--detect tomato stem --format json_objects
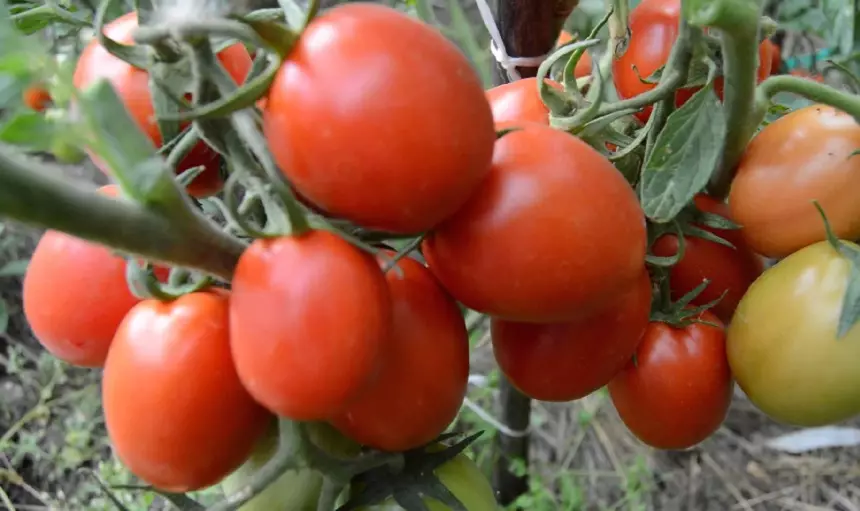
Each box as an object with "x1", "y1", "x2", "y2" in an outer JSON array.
[
  {"x1": 0, "y1": 148, "x2": 244, "y2": 280},
  {"x1": 753, "y1": 75, "x2": 860, "y2": 123},
  {"x1": 683, "y1": 0, "x2": 766, "y2": 200},
  {"x1": 607, "y1": 0, "x2": 630, "y2": 59}
]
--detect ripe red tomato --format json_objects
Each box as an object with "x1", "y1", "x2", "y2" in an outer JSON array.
[
  {"x1": 557, "y1": 31, "x2": 593, "y2": 78},
  {"x1": 608, "y1": 312, "x2": 733, "y2": 450},
  {"x1": 763, "y1": 39, "x2": 781, "y2": 75},
  {"x1": 23, "y1": 84, "x2": 51, "y2": 111},
  {"x1": 73, "y1": 12, "x2": 252, "y2": 197},
  {"x1": 729, "y1": 105, "x2": 860, "y2": 258},
  {"x1": 423, "y1": 123, "x2": 647, "y2": 323},
  {"x1": 263, "y1": 4, "x2": 495, "y2": 234},
  {"x1": 612, "y1": 0, "x2": 771, "y2": 123},
  {"x1": 491, "y1": 270, "x2": 652, "y2": 402},
  {"x1": 651, "y1": 195, "x2": 764, "y2": 324},
  {"x1": 103, "y1": 290, "x2": 270, "y2": 492},
  {"x1": 485, "y1": 77, "x2": 561, "y2": 127},
  {"x1": 331, "y1": 252, "x2": 468, "y2": 451},
  {"x1": 23, "y1": 185, "x2": 143, "y2": 367},
  {"x1": 230, "y1": 230, "x2": 392, "y2": 420}
]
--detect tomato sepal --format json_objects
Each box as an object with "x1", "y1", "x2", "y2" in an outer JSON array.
[{"x1": 813, "y1": 201, "x2": 860, "y2": 338}]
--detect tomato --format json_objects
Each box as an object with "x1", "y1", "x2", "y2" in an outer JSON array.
[
  {"x1": 263, "y1": 4, "x2": 495, "y2": 234},
  {"x1": 557, "y1": 30, "x2": 593, "y2": 78},
  {"x1": 727, "y1": 241, "x2": 860, "y2": 426},
  {"x1": 230, "y1": 230, "x2": 392, "y2": 420},
  {"x1": 23, "y1": 84, "x2": 51, "y2": 111},
  {"x1": 485, "y1": 77, "x2": 561, "y2": 127},
  {"x1": 608, "y1": 312, "x2": 732, "y2": 450},
  {"x1": 23, "y1": 185, "x2": 139, "y2": 367},
  {"x1": 651, "y1": 195, "x2": 764, "y2": 324},
  {"x1": 423, "y1": 123, "x2": 646, "y2": 323},
  {"x1": 331, "y1": 252, "x2": 469, "y2": 451},
  {"x1": 73, "y1": 12, "x2": 252, "y2": 197},
  {"x1": 763, "y1": 39, "x2": 781, "y2": 75},
  {"x1": 612, "y1": 0, "x2": 771, "y2": 123},
  {"x1": 491, "y1": 270, "x2": 651, "y2": 402},
  {"x1": 789, "y1": 68, "x2": 825, "y2": 83},
  {"x1": 103, "y1": 291, "x2": 269, "y2": 492},
  {"x1": 729, "y1": 105, "x2": 860, "y2": 259},
  {"x1": 356, "y1": 448, "x2": 497, "y2": 511}
]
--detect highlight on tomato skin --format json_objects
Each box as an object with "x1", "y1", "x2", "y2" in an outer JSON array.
[
  {"x1": 608, "y1": 312, "x2": 733, "y2": 450},
  {"x1": 330, "y1": 251, "x2": 469, "y2": 452},
  {"x1": 71, "y1": 12, "x2": 253, "y2": 198},
  {"x1": 491, "y1": 270, "x2": 652, "y2": 402},
  {"x1": 102, "y1": 290, "x2": 271, "y2": 492}
]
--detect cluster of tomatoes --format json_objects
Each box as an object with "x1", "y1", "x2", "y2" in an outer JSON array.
[{"x1": 16, "y1": 0, "x2": 860, "y2": 505}]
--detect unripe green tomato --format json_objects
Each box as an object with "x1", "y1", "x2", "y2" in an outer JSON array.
[
  {"x1": 727, "y1": 240, "x2": 860, "y2": 426},
  {"x1": 356, "y1": 447, "x2": 499, "y2": 511},
  {"x1": 220, "y1": 422, "x2": 360, "y2": 511}
]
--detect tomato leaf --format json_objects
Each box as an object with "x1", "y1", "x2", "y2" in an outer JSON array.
[
  {"x1": 835, "y1": 243, "x2": 860, "y2": 339},
  {"x1": 0, "y1": 298, "x2": 8, "y2": 335},
  {"x1": 0, "y1": 258, "x2": 28, "y2": 277},
  {"x1": 639, "y1": 83, "x2": 726, "y2": 223},
  {"x1": 0, "y1": 110, "x2": 55, "y2": 150}
]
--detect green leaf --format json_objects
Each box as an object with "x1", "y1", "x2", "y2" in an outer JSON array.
[
  {"x1": 639, "y1": 83, "x2": 726, "y2": 223},
  {"x1": 0, "y1": 298, "x2": 8, "y2": 335},
  {"x1": 0, "y1": 258, "x2": 28, "y2": 277},
  {"x1": 0, "y1": 111, "x2": 55, "y2": 151},
  {"x1": 836, "y1": 243, "x2": 860, "y2": 339}
]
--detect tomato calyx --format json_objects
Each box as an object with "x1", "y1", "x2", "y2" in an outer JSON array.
[
  {"x1": 651, "y1": 278, "x2": 724, "y2": 329},
  {"x1": 339, "y1": 432, "x2": 484, "y2": 511},
  {"x1": 646, "y1": 199, "x2": 739, "y2": 269},
  {"x1": 812, "y1": 202, "x2": 860, "y2": 338}
]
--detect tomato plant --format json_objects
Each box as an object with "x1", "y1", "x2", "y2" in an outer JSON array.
[
  {"x1": 557, "y1": 30, "x2": 593, "y2": 78},
  {"x1": 331, "y1": 252, "x2": 469, "y2": 452},
  {"x1": 102, "y1": 290, "x2": 270, "y2": 492},
  {"x1": 72, "y1": 12, "x2": 252, "y2": 197},
  {"x1": 608, "y1": 312, "x2": 733, "y2": 450},
  {"x1": 729, "y1": 105, "x2": 860, "y2": 259},
  {"x1": 355, "y1": 447, "x2": 497, "y2": 511},
  {"x1": 230, "y1": 230, "x2": 392, "y2": 421},
  {"x1": 423, "y1": 123, "x2": 647, "y2": 323},
  {"x1": 727, "y1": 241, "x2": 860, "y2": 426},
  {"x1": 263, "y1": 3, "x2": 495, "y2": 234},
  {"x1": 612, "y1": 0, "x2": 771, "y2": 123},
  {"x1": 651, "y1": 195, "x2": 764, "y2": 324},
  {"x1": 491, "y1": 270, "x2": 651, "y2": 402},
  {"x1": 485, "y1": 77, "x2": 562, "y2": 127}
]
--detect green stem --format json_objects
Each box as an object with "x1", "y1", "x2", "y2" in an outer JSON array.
[
  {"x1": 753, "y1": 75, "x2": 860, "y2": 121},
  {"x1": 683, "y1": 0, "x2": 765, "y2": 200},
  {"x1": 0, "y1": 149, "x2": 244, "y2": 280},
  {"x1": 608, "y1": 0, "x2": 630, "y2": 58}
]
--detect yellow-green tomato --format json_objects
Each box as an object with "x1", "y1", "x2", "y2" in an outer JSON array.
[
  {"x1": 358, "y1": 449, "x2": 498, "y2": 511},
  {"x1": 727, "y1": 240, "x2": 860, "y2": 426},
  {"x1": 220, "y1": 425, "x2": 323, "y2": 511}
]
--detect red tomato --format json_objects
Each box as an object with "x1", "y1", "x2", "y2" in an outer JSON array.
[
  {"x1": 608, "y1": 312, "x2": 733, "y2": 450},
  {"x1": 103, "y1": 290, "x2": 270, "y2": 492},
  {"x1": 486, "y1": 77, "x2": 561, "y2": 127},
  {"x1": 729, "y1": 105, "x2": 860, "y2": 258},
  {"x1": 23, "y1": 84, "x2": 51, "y2": 111},
  {"x1": 557, "y1": 30, "x2": 593, "y2": 78},
  {"x1": 651, "y1": 195, "x2": 764, "y2": 324},
  {"x1": 331, "y1": 252, "x2": 469, "y2": 451},
  {"x1": 263, "y1": 4, "x2": 495, "y2": 234},
  {"x1": 230, "y1": 230, "x2": 392, "y2": 420},
  {"x1": 763, "y1": 39, "x2": 781, "y2": 75},
  {"x1": 23, "y1": 185, "x2": 144, "y2": 367},
  {"x1": 491, "y1": 270, "x2": 652, "y2": 402},
  {"x1": 73, "y1": 12, "x2": 252, "y2": 197},
  {"x1": 612, "y1": 0, "x2": 771, "y2": 123},
  {"x1": 423, "y1": 123, "x2": 647, "y2": 323}
]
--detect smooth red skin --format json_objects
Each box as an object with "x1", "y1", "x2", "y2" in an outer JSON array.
[
  {"x1": 763, "y1": 39, "x2": 781, "y2": 75},
  {"x1": 651, "y1": 195, "x2": 764, "y2": 324},
  {"x1": 486, "y1": 78, "x2": 563, "y2": 127},
  {"x1": 263, "y1": 4, "x2": 495, "y2": 234},
  {"x1": 230, "y1": 231, "x2": 392, "y2": 420},
  {"x1": 72, "y1": 12, "x2": 252, "y2": 197},
  {"x1": 23, "y1": 85, "x2": 51, "y2": 111},
  {"x1": 612, "y1": 0, "x2": 771, "y2": 123},
  {"x1": 608, "y1": 313, "x2": 733, "y2": 450},
  {"x1": 22, "y1": 185, "x2": 150, "y2": 367},
  {"x1": 103, "y1": 291, "x2": 270, "y2": 492},
  {"x1": 423, "y1": 124, "x2": 647, "y2": 323},
  {"x1": 331, "y1": 253, "x2": 469, "y2": 451},
  {"x1": 491, "y1": 270, "x2": 652, "y2": 402}
]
